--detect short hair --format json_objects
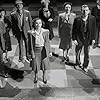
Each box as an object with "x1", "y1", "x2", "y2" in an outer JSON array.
[
  {"x1": 41, "y1": 0, "x2": 50, "y2": 4},
  {"x1": 0, "y1": 8, "x2": 6, "y2": 14},
  {"x1": 32, "y1": 17, "x2": 44, "y2": 29},
  {"x1": 63, "y1": 2, "x2": 72, "y2": 7},
  {"x1": 81, "y1": 4, "x2": 90, "y2": 10}
]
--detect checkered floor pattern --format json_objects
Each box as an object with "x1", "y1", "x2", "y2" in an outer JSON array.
[{"x1": 0, "y1": 29, "x2": 100, "y2": 100}]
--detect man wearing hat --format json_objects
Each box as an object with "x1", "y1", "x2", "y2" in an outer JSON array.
[
  {"x1": 91, "y1": 0, "x2": 100, "y2": 48},
  {"x1": 10, "y1": 0, "x2": 32, "y2": 62}
]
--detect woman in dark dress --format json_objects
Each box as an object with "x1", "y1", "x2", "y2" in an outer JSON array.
[
  {"x1": 58, "y1": 2, "x2": 76, "y2": 62},
  {"x1": 39, "y1": 0, "x2": 55, "y2": 40},
  {"x1": 0, "y1": 8, "x2": 12, "y2": 62}
]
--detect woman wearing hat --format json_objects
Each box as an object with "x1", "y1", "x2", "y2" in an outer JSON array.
[{"x1": 58, "y1": 2, "x2": 76, "y2": 62}]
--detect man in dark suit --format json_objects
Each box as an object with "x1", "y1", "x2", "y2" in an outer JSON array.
[
  {"x1": 72, "y1": 4, "x2": 96, "y2": 72},
  {"x1": 91, "y1": 0, "x2": 100, "y2": 48},
  {"x1": 10, "y1": 0, "x2": 32, "y2": 62}
]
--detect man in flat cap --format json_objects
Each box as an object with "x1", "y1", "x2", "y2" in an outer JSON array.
[{"x1": 10, "y1": 0, "x2": 33, "y2": 62}]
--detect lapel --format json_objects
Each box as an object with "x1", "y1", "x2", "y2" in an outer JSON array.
[
  {"x1": 14, "y1": 11, "x2": 22, "y2": 29},
  {"x1": 88, "y1": 15, "x2": 91, "y2": 31},
  {"x1": 80, "y1": 16, "x2": 84, "y2": 33},
  {"x1": 22, "y1": 10, "x2": 25, "y2": 27},
  {"x1": 15, "y1": 9, "x2": 25, "y2": 29}
]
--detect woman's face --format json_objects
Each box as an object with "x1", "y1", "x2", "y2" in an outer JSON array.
[
  {"x1": 35, "y1": 19, "x2": 42, "y2": 29},
  {"x1": 65, "y1": 4, "x2": 71, "y2": 13},
  {"x1": 1, "y1": 11, "x2": 5, "y2": 17},
  {"x1": 41, "y1": 0, "x2": 50, "y2": 6}
]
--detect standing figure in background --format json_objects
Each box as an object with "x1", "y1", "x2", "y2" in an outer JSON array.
[
  {"x1": 28, "y1": 18, "x2": 50, "y2": 84},
  {"x1": 0, "y1": 8, "x2": 12, "y2": 62},
  {"x1": 0, "y1": 9, "x2": 6, "y2": 64},
  {"x1": 39, "y1": 0, "x2": 55, "y2": 40},
  {"x1": 72, "y1": 5, "x2": 96, "y2": 72},
  {"x1": 91, "y1": 0, "x2": 100, "y2": 48},
  {"x1": 10, "y1": 0, "x2": 32, "y2": 62},
  {"x1": 58, "y1": 2, "x2": 76, "y2": 62}
]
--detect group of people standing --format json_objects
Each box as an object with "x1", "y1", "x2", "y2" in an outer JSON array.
[
  {"x1": 0, "y1": 0, "x2": 55, "y2": 84},
  {"x1": 0, "y1": 0, "x2": 100, "y2": 84}
]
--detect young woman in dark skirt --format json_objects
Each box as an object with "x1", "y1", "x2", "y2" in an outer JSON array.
[{"x1": 28, "y1": 18, "x2": 50, "y2": 84}]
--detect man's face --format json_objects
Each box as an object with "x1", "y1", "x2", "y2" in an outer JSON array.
[
  {"x1": 16, "y1": 3, "x2": 23, "y2": 11},
  {"x1": 97, "y1": 0, "x2": 100, "y2": 5},
  {"x1": 65, "y1": 4, "x2": 71, "y2": 13},
  {"x1": 82, "y1": 6, "x2": 90, "y2": 16}
]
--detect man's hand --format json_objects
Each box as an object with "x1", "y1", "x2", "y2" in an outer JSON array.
[
  {"x1": 48, "y1": 18, "x2": 53, "y2": 22},
  {"x1": 92, "y1": 40, "x2": 96, "y2": 49},
  {"x1": 73, "y1": 40, "x2": 78, "y2": 45},
  {"x1": 92, "y1": 40, "x2": 95, "y2": 45}
]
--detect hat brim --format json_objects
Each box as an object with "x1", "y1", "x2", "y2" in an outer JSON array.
[{"x1": 15, "y1": 1, "x2": 23, "y2": 4}]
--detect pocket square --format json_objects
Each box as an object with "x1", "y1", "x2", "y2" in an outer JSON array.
[{"x1": 26, "y1": 17, "x2": 28, "y2": 21}]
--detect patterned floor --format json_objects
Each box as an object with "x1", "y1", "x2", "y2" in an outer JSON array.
[{"x1": 0, "y1": 29, "x2": 100, "y2": 100}]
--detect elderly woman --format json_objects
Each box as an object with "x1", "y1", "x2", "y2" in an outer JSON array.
[
  {"x1": 28, "y1": 18, "x2": 50, "y2": 84},
  {"x1": 58, "y1": 2, "x2": 76, "y2": 62}
]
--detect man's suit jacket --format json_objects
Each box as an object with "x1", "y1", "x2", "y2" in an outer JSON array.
[
  {"x1": 72, "y1": 15, "x2": 96, "y2": 45},
  {"x1": 0, "y1": 20, "x2": 5, "y2": 51},
  {"x1": 91, "y1": 6, "x2": 100, "y2": 27},
  {"x1": 10, "y1": 9, "x2": 32, "y2": 39}
]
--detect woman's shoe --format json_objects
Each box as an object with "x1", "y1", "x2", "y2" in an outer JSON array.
[
  {"x1": 34, "y1": 73, "x2": 38, "y2": 84},
  {"x1": 62, "y1": 57, "x2": 66, "y2": 62},
  {"x1": 43, "y1": 75, "x2": 47, "y2": 84},
  {"x1": 65, "y1": 56, "x2": 69, "y2": 62},
  {"x1": 34, "y1": 77, "x2": 38, "y2": 84},
  {"x1": 43, "y1": 78, "x2": 47, "y2": 84}
]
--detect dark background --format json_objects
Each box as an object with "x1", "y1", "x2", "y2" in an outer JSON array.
[{"x1": 0, "y1": 0, "x2": 96, "y2": 5}]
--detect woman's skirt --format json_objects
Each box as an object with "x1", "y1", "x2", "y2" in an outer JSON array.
[{"x1": 31, "y1": 46, "x2": 47, "y2": 72}]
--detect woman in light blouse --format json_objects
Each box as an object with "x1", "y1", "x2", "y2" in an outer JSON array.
[{"x1": 28, "y1": 18, "x2": 50, "y2": 84}]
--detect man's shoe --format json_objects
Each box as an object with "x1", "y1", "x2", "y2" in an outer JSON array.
[
  {"x1": 92, "y1": 79, "x2": 100, "y2": 85},
  {"x1": 76, "y1": 62, "x2": 81, "y2": 66},
  {"x1": 92, "y1": 44, "x2": 97, "y2": 49},
  {"x1": 97, "y1": 45, "x2": 100, "y2": 48},
  {"x1": 82, "y1": 68, "x2": 88, "y2": 73},
  {"x1": 65, "y1": 57, "x2": 69, "y2": 62}
]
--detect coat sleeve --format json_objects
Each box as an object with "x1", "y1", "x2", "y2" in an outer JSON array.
[
  {"x1": 50, "y1": 7, "x2": 55, "y2": 20},
  {"x1": 72, "y1": 18, "x2": 77, "y2": 41},
  {"x1": 44, "y1": 30, "x2": 50, "y2": 57},
  {"x1": 10, "y1": 14, "x2": 16, "y2": 37},
  {"x1": 92, "y1": 17, "x2": 96, "y2": 40},
  {"x1": 28, "y1": 11, "x2": 33, "y2": 30},
  {"x1": 0, "y1": 22, "x2": 5, "y2": 51},
  {"x1": 58, "y1": 15, "x2": 62, "y2": 38}
]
